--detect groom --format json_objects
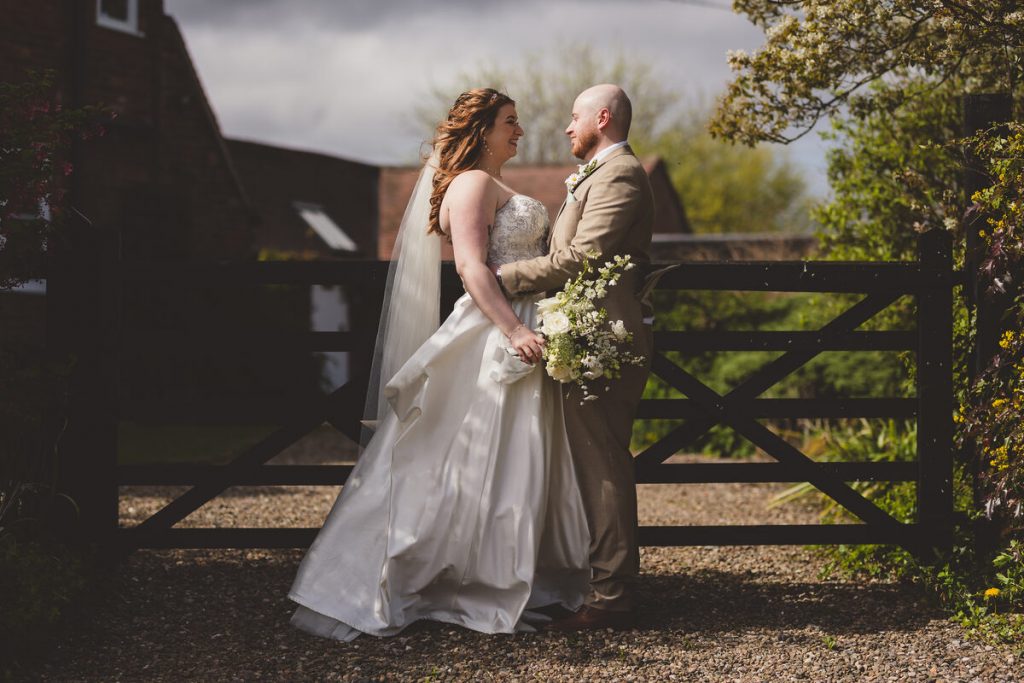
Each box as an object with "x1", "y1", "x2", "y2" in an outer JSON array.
[{"x1": 493, "y1": 84, "x2": 655, "y2": 630}]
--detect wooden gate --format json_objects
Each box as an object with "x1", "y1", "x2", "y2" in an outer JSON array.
[{"x1": 99, "y1": 230, "x2": 953, "y2": 560}]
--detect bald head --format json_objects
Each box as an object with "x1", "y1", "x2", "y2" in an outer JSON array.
[{"x1": 575, "y1": 84, "x2": 632, "y2": 139}]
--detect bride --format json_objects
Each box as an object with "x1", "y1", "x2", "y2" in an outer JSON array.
[{"x1": 287, "y1": 88, "x2": 591, "y2": 640}]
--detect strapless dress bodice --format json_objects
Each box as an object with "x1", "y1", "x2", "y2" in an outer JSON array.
[{"x1": 487, "y1": 194, "x2": 549, "y2": 266}]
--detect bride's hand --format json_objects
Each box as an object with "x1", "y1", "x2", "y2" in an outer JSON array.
[{"x1": 508, "y1": 324, "x2": 545, "y2": 365}]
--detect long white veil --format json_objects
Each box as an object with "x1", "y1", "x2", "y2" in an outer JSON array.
[{"x1": 360, "y1": 148, "x2": 441, "y2": 447}]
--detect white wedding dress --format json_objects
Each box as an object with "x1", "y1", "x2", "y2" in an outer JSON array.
[{"x1": 288, "y1": 194, "x2": 591, "y2": 641}]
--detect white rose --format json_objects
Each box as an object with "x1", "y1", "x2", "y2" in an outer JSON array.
[
  {"x1": 540, "y1": 311, "x2": 571, "y2": 336},
  {"x1": 611, "y1": 320, "x2": 628, "y2": 340},
  {"x1": 547, "y1": 362, "x2": 574, "y2": 383}
]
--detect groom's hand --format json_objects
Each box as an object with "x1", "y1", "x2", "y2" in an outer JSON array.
[{"x1": 489, "y1": 261, "x2": 511, "y2": 296}]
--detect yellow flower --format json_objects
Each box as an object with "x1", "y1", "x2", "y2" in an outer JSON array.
[
  {"x1": 999, "y1": 330, "x2": 1015, "y2": 350},
  {"x1": 984, "y1": 587, "x2": 1001, "y2": 599},
  {"x1": 992, "y1": 398, "x2": 1007, "y2": 408},
  {"x1": 988, "y1": 445, "x2": 1010, "y2": 472}
]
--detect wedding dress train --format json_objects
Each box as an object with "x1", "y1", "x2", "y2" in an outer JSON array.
[{"x1": 288, "y1": 195, "x2": 591, "y2": 640}]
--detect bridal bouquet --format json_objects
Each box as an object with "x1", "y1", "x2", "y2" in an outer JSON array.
[{"x1": 536, "y1": 254, "x2": 645, "y2": 403}]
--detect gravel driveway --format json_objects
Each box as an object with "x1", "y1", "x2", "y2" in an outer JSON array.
[{"x1": 34, "y1": 432, "x2": 1022, "y2": 682}]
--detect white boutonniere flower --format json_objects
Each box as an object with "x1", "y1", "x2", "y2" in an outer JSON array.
[{"x1": 564, "y1": 158, "x2": 598, "y2": 198}]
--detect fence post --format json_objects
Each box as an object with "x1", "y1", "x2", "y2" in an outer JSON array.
[
  {"x1": 916, "y1": 229, "x2": 954, "y2": 561},
  {"x1": 963, "y1": 94, "x2": 1014, "y2": 380},
  {"x1": 49, "y1": 217, "x2": 121, "y2": 551},
  {"x1": 962, "y1": 93, "x2": 1014, "y2": 555}
]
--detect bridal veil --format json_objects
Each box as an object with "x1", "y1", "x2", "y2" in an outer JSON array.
[{"x1": 361, "y1": 148, "x2": 441, "y2": 446}]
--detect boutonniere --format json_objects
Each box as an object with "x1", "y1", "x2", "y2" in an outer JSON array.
[{"x1": 564, "y1": 158, "x2": 598, "y2": 195}]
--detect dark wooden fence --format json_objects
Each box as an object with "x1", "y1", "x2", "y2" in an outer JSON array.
[
  {"x1": 61, "y1": 230, "x2": 956, "y2": 562},
  {"x1": 636, "y1": 229, "x2": 953, "y2": 560}
]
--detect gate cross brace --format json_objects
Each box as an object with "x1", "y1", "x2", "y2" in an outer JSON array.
[
  {"x1": 122, "y1": 369, "x2": 370, "y2": 546},
  {"x1": 649, "y1": 352, "x2": 907, "y2": 533},
  {"x1": 635, "y1": 292, "x2": 903, "y2": 468}
]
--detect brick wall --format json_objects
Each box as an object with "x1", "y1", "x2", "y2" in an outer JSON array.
[{"x1": 0, "y1": 0, "x2": 255, "y2": 263}]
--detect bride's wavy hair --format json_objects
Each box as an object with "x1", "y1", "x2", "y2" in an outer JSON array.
[{"x1": 427, "y1": 88, "x2": 515, "y2": 237}]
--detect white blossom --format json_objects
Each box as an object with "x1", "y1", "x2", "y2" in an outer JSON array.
[
  {"x1": 536, "y1": 297, "x2": 560, "y2": 316},
  {"x1": 547, "y1": 362, "x2": 574, "y2": 383},
  {"x1": 534, "y1": 254, "x2": 646, "y2": 402},
  {"x1": 540, "y1": 311, "x2": 570, "y2": 336}
]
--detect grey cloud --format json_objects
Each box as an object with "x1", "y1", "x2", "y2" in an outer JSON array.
[
  {"x1": 166, "y1": 0, "x2": 829, "y2": 194},
  {"x1": 166, "y1": 0, "x2": 558, "y2": 32}
]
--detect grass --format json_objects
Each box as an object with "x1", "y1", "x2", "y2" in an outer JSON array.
[{"x1": 117, "y1": 421, "x2": 278, "y2": 465}]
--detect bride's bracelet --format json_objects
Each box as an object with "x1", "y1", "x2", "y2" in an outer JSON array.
[{"x1": 505, "y1": 322, "x2": 526, "y2": 340}]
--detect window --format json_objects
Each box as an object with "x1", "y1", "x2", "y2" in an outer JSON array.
[
  {"x1": 96, "y1": 0, "x2": 142, "y2": 35},
  {"x1": 294, "y1": 202, "x2": 358, "y2": 252}
]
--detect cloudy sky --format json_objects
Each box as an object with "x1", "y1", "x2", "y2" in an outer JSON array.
[{"x1": 164, "y1": 0, "x2": 830, "y2": 195}]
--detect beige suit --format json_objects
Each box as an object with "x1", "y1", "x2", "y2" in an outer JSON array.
[{"x1": 502, "y1": 145, "x2": 654, "y2": 611}]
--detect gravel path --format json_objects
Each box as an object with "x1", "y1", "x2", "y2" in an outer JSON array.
[{"x1": 34, "y1": 430, "x2": 1022, "y2": 682}]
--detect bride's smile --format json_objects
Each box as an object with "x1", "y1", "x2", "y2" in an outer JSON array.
[{"x1": 483, "y1": 104, "x2": 524, "y2": 160}]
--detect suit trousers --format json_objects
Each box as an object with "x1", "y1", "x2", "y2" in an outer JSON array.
[{"x1": 560, "y1": 321, "x2": 652, "y2": 612}]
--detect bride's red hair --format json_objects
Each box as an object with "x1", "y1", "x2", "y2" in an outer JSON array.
[{"x1": 427, "y1": 88, "x2": 514, "y2": 238}]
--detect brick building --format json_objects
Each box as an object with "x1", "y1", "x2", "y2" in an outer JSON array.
[
  {"x1": 0, "y1": 0, "x2": 336, "y2": 419},
  {"x1": 0, "y1": 0, "x2": 256, "y2": 262}
]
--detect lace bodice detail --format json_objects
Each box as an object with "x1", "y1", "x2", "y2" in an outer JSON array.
[{"x1": 487, "y1": 195, "x2": 549, "y2": 266}]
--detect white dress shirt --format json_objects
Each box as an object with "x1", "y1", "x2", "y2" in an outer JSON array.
[{"x1": 590, "y1": 139, "x2": 628, "y2": 165}]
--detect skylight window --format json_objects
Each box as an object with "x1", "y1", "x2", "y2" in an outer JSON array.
[
  {"x1": 96, "y1": 0, "x2": 141, "y2": 35},
  {"x1": 293, "y1": 202, "x2": 358, "y2": 252}
]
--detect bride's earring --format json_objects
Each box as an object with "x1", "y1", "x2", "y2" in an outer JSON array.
[{"x1": 482, "y1": 139, "x2": 493, "y2": 156}]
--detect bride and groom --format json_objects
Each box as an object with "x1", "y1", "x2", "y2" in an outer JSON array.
[{"x1": 288, "y1": 84, "x2": 656, "y2": 640}]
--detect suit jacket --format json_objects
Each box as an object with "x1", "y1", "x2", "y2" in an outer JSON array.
[{"x1": 502, "y1": 145, "x2": 655, "y2": 343}]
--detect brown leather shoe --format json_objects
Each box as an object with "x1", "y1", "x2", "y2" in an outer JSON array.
[
  {"x1": 545, "y1": 605, "x2": 636, "y2": 632},
  {"x1": 529, "y1": 603, "x2": 575, "y2": 620}
]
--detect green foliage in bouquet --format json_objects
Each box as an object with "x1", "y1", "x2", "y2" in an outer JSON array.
[{"x1": 536, "y1": 254, "x2": 645, "y2": 403}]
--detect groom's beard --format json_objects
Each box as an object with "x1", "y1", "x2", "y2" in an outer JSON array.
[{"x1": 572, "y1": 128, "x2": 600, "y2": 160}]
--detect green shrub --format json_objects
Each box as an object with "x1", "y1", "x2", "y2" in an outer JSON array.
[
  {"x1": 633, "y1": 290, "x2": 910, "y2": 456},
  {"x1": 0, "y1": 536, "x2": 91, "y2": 680},
  {"x1": 782, "y1": 419, "x2": 1024, "y2": 646}
]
